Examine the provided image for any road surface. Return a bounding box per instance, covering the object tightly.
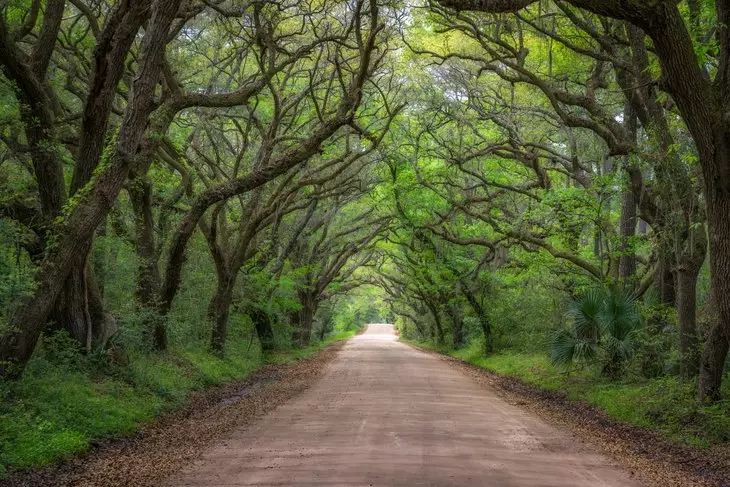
[168,324,639,486]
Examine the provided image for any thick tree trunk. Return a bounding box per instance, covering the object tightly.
[449,304,464,349]
[700,187,730,399]
[699,320,729,403]
[479,317,493,354]
[129,175,166,350]
[425,301,445,345]
[296,293,317,347]
[618,189,637,283]
[460,283,492,354]
[250,307,275,350]
[209,277,235,355]
[92,217,108,299]
[655,255,676,306]
[674,224,707,378]
[676,266,701,377]
[50,252,117,349]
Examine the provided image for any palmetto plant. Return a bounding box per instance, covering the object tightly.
[551,287,642,379]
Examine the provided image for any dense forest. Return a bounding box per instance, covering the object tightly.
[1,0,730,476]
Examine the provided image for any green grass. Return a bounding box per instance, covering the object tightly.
[263,330,357,364]
[0,329,355,478]
[408,338,730,448]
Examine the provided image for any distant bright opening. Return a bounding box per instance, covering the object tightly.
[355,323,396,341]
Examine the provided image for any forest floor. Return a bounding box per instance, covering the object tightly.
[4,325,726,486]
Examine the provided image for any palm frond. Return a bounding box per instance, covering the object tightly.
[568,288,603,341]
[550,329,577,366]
[552,286,642,378]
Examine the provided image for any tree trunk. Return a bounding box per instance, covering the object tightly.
[479,317,493,354]
[92,217,108,299]
[425,301,445,345]
[296,293,317,347]
[676,266,701,377]
[449,304,464,349]
[50,252,117,349]
[618,189,637,284]
[700,187,730,400]
[699,319,729,403]
[674,223,707,377]
[250,307,275,350]
[129,175,166,350]
[460,283,493,354]
[209,277,235,355]
[655,255,676,306]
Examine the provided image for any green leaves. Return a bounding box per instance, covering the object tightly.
[551,287,642,379]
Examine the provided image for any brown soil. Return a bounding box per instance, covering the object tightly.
[408,342,730,487]
[7,325,727,487]
[167,324,643,486]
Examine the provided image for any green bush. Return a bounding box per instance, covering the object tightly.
[551,287,642,379]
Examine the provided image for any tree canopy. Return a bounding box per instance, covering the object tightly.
[0,0,729,414]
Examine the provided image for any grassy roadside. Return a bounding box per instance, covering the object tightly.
[0,329,358,479]
[263,330,358,364]
[405,339,730,449]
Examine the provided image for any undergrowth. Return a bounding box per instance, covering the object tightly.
[0,327,356,478]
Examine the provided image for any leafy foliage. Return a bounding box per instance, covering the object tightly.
[552,287,642,378]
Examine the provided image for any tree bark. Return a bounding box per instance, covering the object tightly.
[449,304,464,348]
[129,174,167,350]
[699,320,729,403]
[676,266,700,377]
[0,0,183,379]
[209,277,235,355]
[250,307,275,350]
[425,301,445,345]
[296,292,317,347]
[655,255,676,306]
[701,184,730,398]
[49,251,117,349]
[618,187,637,284]
[461,282,493,354]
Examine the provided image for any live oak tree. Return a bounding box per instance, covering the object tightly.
[1,0,729,408]
[436,0,730,404]
[0,0,388,377]
[0,0,185,378]
[409,5,707,377]
[287,192,390,345]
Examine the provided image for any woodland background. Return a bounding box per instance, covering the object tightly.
[0,0,729,477]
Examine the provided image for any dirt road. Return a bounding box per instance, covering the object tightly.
[168,324,640,486]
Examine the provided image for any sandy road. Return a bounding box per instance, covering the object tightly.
[168,324,640,486]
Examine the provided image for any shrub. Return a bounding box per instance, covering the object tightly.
[551,286,642,379]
